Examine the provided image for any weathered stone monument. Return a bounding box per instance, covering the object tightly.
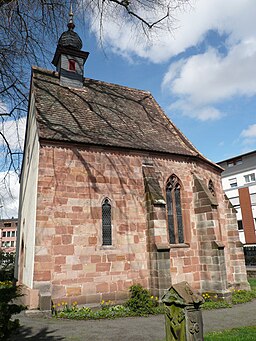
[162,282,204,341]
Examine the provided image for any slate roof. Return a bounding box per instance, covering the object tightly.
[31,67,209,160]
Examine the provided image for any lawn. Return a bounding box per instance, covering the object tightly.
[204,326,256,340]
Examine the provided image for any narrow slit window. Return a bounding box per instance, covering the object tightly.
[68,59,76,71]
[166,175,184,244]
[102,198,112,245]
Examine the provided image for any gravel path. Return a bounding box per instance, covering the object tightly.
[10,300,256,341]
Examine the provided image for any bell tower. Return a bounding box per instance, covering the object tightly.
[52,5,89,88]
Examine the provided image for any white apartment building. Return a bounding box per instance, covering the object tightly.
[218,150,256,245]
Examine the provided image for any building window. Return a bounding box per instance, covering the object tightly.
[11,231,16,237]
[208,180,215,197]
[237,220,243,230]
[244,173,256,183]
[229,178,237,188]
[4,223,11,227]
[7,231,11,237]
[166,175,184,244]
[2,231,6,237]
[102,198,112,245]
[11,241,14,247]
[227,158,242,167]
[68,59,76,71]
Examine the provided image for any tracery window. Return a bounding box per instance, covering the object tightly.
[166,175,184,244]
[102,198,112,245]
[208,180,215,197]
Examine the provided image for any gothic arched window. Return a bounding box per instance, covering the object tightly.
[102,198,112,245]
[166,175,184,244]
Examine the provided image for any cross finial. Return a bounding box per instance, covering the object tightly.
[67,2,75,30]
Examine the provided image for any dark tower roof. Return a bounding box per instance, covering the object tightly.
[58,30,82,50]
[57,5,82,50]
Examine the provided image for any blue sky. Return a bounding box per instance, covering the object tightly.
[1,0,256,217]
[76,0,256,163]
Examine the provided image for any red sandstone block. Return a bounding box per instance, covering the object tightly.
[54,212,66,218]
[184,258,191,266]
[119,224,129,232]
[53,236,62,245]
[107,254,117,262]
[193,272,200,281]
[55,226,67,234]
[96,263,111,272]
[90,207,101,219]
[88,236,97,245]
[134,235,139,244]
[117,255,125,261]
[62,235,72,245]
[53,197,68,205]
[137,223,145,232]
[72,206,83,212]
[35,262,53,271]
[67,227,74,234]
[96,282,109,293]
[53,245,74,255]
[34,271,51,281]
[67,287,81,296]
[126,254,135,261]
[91,255,101,263]
[54,265,61,272]
[36,215,48,222]
[70,220,81,225]
[34,255,52,262]
[110,283,118,292]
[76,175,85,182]
[72,264,83,270]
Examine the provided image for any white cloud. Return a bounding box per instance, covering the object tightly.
[240,124,256,149]
[0,116,26,151]
[170,99,223,121]
[241,124,256,138]
[163,41,256,106]
[88,0,256,63]
[0,171,19,219]
[86,0,256,121]
[162,38,256,120]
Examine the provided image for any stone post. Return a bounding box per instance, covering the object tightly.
[162,281,204,341]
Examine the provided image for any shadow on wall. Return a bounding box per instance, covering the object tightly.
[10,326,64,341]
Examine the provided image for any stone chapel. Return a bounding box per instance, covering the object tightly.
[15,11,249,310]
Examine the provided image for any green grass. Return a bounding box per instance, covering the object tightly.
[248,278,256,290]
[204,326,256,340]
[201,279,256,310]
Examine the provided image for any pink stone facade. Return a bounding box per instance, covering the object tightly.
[0,219,17,253]
[27,142,249,307]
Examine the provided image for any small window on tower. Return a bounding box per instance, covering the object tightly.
[69,59,76,71]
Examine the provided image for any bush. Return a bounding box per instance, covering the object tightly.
[52,284,162,319]
[0,281,25,341]
[0,251,15,281]
[124,284,158,315]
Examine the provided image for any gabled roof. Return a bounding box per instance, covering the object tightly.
[31,67,217,167]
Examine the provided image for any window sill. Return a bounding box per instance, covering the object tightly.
[99,245,116,251]
[170,243,190,249]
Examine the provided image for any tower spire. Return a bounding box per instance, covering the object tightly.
[67,2,75,30]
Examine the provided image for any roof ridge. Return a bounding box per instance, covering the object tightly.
[32,66,151,95]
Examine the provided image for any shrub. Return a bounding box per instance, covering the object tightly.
[52,284,161,319]
[124,284,158,315]
[0,251,15,281]
[0,281,25,341]
[231,288,256,305]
